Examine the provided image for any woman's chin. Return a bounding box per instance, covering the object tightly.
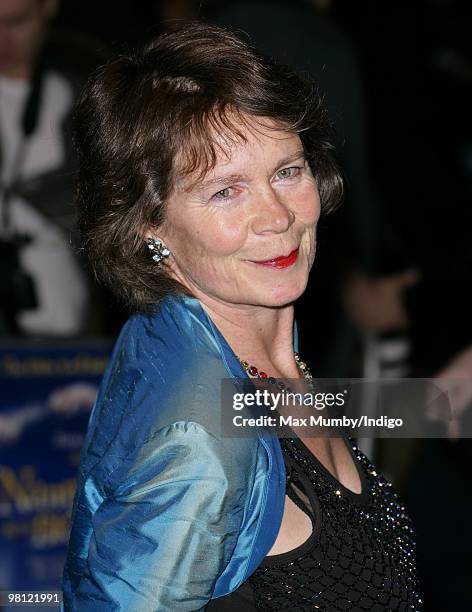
[253,278,308,307]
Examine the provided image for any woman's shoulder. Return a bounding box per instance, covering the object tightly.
[112,293,229,373]
[116,293,209,358]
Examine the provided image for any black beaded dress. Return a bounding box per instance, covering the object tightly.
[206,436,423,611]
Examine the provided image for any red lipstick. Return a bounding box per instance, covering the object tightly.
[253,248,299,269]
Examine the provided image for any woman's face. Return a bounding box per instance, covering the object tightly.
[156,117,321,309]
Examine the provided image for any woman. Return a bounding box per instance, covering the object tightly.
[62,23,422,611]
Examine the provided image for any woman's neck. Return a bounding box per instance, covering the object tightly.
[196,293,300,379]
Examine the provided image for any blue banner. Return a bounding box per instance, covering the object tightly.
[0,341,111,601]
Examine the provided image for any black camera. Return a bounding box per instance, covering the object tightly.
[0,234,38,315]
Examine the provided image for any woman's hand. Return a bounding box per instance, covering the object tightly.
[427,345,472,440]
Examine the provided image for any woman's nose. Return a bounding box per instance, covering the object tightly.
[250,187,295,235]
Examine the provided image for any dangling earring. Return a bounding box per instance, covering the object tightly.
[146,237,171,264]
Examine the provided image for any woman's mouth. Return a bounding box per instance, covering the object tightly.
[252,248,299,269]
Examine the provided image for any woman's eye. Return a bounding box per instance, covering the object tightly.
[276,166,302,180]
[212,187,233,200]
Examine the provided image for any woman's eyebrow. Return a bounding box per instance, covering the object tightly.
[198,173,248,189]
[271,150,306,175]
[195,150,307,191]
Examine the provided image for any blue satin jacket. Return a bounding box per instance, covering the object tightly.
[62,294,295,611]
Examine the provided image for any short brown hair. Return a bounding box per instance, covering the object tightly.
[73,21,342,312]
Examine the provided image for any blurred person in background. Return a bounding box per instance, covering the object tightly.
[0,0,105,336]
[331,0,472,377]
[331,2,472,610]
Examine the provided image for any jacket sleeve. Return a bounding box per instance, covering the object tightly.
[68,421,248,611]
